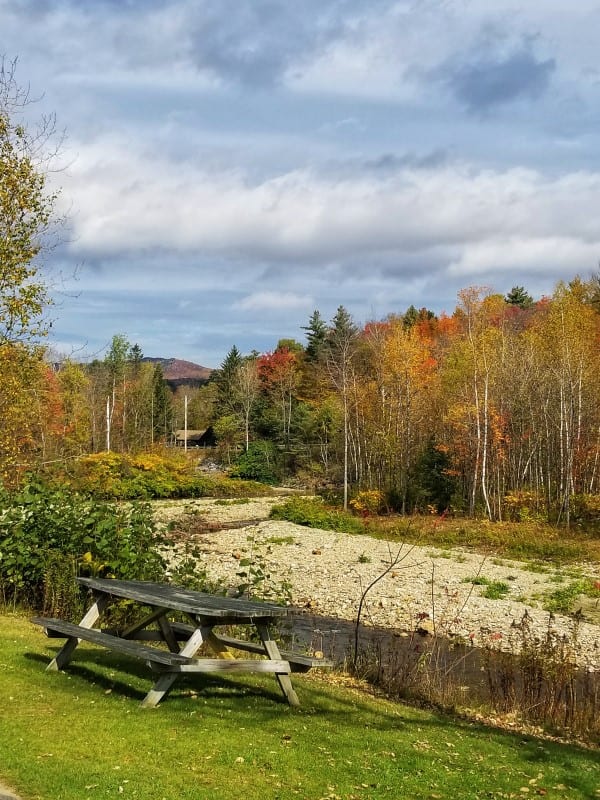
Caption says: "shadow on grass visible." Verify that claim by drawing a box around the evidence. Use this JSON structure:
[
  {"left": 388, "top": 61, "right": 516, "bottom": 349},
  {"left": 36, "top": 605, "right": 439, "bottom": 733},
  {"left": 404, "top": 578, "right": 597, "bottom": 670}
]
[{"left": 25, "top": 646, "right": 293, "bottom": 706}]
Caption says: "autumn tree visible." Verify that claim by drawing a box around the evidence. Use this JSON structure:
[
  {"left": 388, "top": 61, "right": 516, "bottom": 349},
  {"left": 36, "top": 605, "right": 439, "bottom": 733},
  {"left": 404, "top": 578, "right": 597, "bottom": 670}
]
[
  {"left": 258, "top": 347, "right": 299, "bottom": 447},
  {"left": 233, "top": 358, "right": 260, "bottom": 452},
  {"left": 0, "top": 58, "right": 63, "bottom": 344},
  {"left": 0, "top": 60, "right": 65, "bottom": 482}
]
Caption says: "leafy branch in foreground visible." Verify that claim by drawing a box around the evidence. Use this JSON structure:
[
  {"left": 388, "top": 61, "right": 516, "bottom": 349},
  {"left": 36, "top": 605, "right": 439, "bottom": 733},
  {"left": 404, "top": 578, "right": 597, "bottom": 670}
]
[{"left": 0, "top": 56, "right": 65, "bottom": 345}]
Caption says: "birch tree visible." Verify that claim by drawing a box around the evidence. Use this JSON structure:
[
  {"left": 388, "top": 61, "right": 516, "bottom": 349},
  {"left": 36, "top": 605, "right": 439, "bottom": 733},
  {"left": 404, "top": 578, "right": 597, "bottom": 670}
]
[{"left": 325, "top": 306, "right": 359, "bottom": 509}]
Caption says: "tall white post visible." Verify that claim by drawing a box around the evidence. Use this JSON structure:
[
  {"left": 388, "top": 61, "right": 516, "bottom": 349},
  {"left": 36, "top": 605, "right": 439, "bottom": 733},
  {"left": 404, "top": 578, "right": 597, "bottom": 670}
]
[
  {"left": 106, "top": 397, "right": 111, "bottom": 452},
  {"left": 184, "top": 394, "right": 188, "bottom": 453}
]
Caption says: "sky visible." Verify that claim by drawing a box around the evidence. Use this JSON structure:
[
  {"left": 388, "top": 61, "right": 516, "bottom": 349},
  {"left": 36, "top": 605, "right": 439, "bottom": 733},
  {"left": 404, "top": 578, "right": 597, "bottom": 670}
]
[{"left": 3, "top": 0, "right": 600, "bottom": 367}]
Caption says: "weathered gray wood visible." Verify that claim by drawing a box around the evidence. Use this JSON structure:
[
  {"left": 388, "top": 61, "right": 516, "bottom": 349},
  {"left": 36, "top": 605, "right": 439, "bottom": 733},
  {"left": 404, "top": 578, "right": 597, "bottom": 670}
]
[
  {"left": 32, "top": 617, "right": 190, "bottom": 667},
  {"left": 77, "top": 577, "right": 289, "bottom": 620},
  {"left": 141, "top": 626, "right": 205, "bottom": 708},
  {"left": 43, "top": 594, "right": 110, "bottom": 671},
  {"left": 118, "top": 608, "right": 169, "bottom": 639},
  {"left": 35, "top": 579, "right": 307, "bottom": 708},
  {"left": 157, "top": 616, "right": 180, "bottom": 653},
  {"left": 213, "top": 635, "right": 334, "bottom": 672},
  {"left": 256, "top": 622, "right": 300, "bottom": 707},
  {"left": 151, "top": 659, "right": 291, "bottom": 674}
]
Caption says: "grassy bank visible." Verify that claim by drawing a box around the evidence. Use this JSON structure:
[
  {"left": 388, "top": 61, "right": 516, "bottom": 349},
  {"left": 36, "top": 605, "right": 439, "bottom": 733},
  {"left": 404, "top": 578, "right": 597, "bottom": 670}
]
[
  {"left": 1, "top": 614, "right": 599, "bottom": 800},
  {"left": 269, "top": 497, "right": 600, "bottom": 565}
]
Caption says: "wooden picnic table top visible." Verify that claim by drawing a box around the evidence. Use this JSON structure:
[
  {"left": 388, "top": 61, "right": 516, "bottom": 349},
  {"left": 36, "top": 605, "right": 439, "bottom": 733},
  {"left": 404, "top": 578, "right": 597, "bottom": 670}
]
[{"left": 77, "top": 577, "right": 290, "bottom": 620}]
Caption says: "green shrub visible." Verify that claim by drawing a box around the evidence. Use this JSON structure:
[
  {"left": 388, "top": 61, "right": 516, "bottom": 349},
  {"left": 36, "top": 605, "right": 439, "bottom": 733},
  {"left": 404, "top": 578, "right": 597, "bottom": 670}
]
[
  {"left": 0, "top": 482, "right": 166, "bottom": 612},
  {"left": 544, "top": 578, "right": 600, "bottom": 614},
  {"left": 462, "top": 575, "right": 510, "bottom": 600},
  {"left": 269, "top": 496, "right": 366, "bottom": 534},
  {"left": 229, "top": 441, "right": 281, "bottom": 485}
]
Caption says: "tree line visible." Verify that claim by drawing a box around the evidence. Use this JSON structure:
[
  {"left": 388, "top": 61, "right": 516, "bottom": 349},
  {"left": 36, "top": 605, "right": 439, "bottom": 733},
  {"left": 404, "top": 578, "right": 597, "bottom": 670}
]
[{"left": 210, "top": 279, "right": 600, "bottom": 523}]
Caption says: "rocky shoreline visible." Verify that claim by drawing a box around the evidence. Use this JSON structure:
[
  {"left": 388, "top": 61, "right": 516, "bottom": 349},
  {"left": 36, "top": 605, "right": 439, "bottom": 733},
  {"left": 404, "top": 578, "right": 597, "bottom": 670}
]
[{"left": 157, "top": 498, "right": 600, "bottom": 669}]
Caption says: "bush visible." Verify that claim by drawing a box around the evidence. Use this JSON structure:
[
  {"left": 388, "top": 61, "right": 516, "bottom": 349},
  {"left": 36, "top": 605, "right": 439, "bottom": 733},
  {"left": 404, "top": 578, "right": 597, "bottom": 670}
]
[
  {"left": 41, "top": 452, "right": 274, "bottom": 500},
  {"left": 503, "top": 489, "right": 546, "bottom": 522},
  {"left": 269, "top": 496, "right": 367, "bottom": 534},
  {"left": 349, "top": 490, "right": 386, "bottom": 516},
  {"left": 569, "top": 493, "right": 600, "bottom": 526},
  {"left": 229, "top": 441, "right": 281, "bottom": 485},
  {"left": 0, "top": 482, "right": 166, "bottom": 612}
]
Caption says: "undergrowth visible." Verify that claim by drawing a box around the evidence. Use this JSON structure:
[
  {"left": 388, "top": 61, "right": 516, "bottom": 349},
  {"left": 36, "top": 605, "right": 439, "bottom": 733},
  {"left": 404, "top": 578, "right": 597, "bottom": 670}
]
[
  {"left": 38, "top": 452, "right": 274, "bottom": 500},
  {"left": 269, "top": 496, "right": 367, "bottom": 534}
]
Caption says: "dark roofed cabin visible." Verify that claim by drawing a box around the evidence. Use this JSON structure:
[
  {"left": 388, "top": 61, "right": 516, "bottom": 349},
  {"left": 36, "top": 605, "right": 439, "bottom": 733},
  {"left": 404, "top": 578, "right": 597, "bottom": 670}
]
[{"left": 173, "top": 426, "right": 216, "bottom": 447}]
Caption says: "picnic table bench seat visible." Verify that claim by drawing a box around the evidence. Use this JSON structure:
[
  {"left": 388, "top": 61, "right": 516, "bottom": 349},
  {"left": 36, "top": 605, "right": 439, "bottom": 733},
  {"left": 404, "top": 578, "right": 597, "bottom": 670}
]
[
  {"left": 139, "top": 621, "right": 334, "bottom": 673},
  {"left": 31, "top": 616, "right": 292, "bottom": 675},
  {"left": 31, "top": 616, "right": 190, "bottom": 667}
]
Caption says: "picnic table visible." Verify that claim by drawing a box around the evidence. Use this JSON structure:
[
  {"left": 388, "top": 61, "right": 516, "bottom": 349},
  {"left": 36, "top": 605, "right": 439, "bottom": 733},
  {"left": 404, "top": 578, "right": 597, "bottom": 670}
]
[{"left": 32, "top": 577, "right": 331, "bottom": 708}]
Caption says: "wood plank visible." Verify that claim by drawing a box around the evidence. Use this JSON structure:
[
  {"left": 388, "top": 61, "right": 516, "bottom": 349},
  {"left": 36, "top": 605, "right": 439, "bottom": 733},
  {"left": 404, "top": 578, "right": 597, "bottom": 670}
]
[
  {"left": 77, "top": 578, "right": 289, "bottom": 620},
  {"left": 44, "top": 595, "right": 109, "bottom": 671},
  {"left": 140, "top": 626, "right": 205, "bottom": 708},
  {"left": 212, "top": 635, "right": 334, "bottom": 671},
  {"left": 31, "top": 617, "right": 190, "bottom": 667},
  {"left": 256, "top": 622, "right": 300, "bottom": 707},
  {"left": 153, "top": 659, "right": 291, "bottom": 674}
]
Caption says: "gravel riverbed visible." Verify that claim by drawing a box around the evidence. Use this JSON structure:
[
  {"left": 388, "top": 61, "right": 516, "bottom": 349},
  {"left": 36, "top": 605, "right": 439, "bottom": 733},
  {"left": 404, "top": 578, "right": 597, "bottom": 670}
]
[{"left": 156, "top": 498, "right": 600, "bottom": 669}]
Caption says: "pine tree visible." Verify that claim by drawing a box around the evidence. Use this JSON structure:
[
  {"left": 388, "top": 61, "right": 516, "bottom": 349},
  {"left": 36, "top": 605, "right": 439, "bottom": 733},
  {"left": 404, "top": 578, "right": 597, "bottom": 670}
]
[
  {"left": 302, "top": 310, "right": 328, "bottom": 362},
  {"left": 505, "top": 286, "right": 534, "bottom": 309}
]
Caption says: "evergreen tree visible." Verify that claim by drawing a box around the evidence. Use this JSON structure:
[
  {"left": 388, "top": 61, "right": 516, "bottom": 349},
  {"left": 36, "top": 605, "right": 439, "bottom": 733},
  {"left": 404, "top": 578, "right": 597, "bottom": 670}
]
[
  {"left": 302, "top": 310, "right": 328, "bottom": 362},
  {"left": 151, "top": 364, "right": 172, "bottom": 443},
  {"left": 505, "top": 285, "right": 534, "bottom": 309},
  {"left": 215, "top": 345, "right": 243, "bottom": 410}
]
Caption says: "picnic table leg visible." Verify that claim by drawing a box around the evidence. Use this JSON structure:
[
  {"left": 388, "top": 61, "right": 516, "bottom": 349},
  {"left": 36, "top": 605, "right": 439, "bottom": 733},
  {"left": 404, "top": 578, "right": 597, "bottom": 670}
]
[
  {"left": 141, "top": 627, "right": 205, "bottom": 708},
  {"left": 47, "top": 594, "right": 110, "bottom": 672},
  {"left": 255, "top": 622, "right": 300, "bottom": 707},
  {"left": 201, "top": 627, "right": 235, "bottom": 659}
]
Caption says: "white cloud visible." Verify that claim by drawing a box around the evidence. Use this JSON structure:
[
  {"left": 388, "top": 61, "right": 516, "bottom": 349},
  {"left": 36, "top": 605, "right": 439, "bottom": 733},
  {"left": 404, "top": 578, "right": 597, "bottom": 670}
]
[
  {"left": 60, "top": 137, "right": 600, "bottom": 281},
  {"left": 448, "top": 236, "right": 600, "bottom": 278},
  {"left": 233, "top": 291, "right": 313, "bottom": 312}
]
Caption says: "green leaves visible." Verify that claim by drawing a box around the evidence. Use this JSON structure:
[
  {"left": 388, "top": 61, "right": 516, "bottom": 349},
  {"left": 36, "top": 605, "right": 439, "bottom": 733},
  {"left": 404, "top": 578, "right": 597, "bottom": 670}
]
[{"left": 0, "top": 482, "right": 165, "bottom": 610}]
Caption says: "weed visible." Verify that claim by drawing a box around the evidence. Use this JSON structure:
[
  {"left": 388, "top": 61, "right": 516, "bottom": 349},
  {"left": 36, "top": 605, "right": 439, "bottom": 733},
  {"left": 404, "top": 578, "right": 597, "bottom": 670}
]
[
  {"left": 234, "top": 538, "right": 292, "bottom": 605},
  {"left": 543, "top": 578, "right": 600, "bottom": 614},
  {"left": 427, "top": 549, "right": 452, "bottom": 559},
  {"left": 357, "top": 553, "right": 371, "bottom": 564},
  {"left": 481, "top": 581, "right": 510, "bottom": 600},
  {"left": 523, "top": 562, "right": 551, "bottom": 574},
  {"left": 269, "top": 496, "right": 366, "bottom": 535},
  {"left": 462, "top": 576, "right": 510, "bottom": 600},
  {"left": 483, "top": 611, "right": 600, "bottom": 740},
  {"left": 265, "top": 535, "right": 295, "bottom": 545}
]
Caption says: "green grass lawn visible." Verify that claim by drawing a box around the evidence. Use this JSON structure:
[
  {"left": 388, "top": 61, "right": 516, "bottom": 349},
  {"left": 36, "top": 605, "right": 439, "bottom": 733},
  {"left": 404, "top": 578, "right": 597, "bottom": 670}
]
[{"left": 1, "top": 613, "right": 599, "bottom": 800}]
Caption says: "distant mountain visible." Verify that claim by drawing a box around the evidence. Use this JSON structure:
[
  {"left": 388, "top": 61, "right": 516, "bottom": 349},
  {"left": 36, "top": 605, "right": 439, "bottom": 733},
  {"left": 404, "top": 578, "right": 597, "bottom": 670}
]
[{"left": 143, "top": 357, "right": 213, "bottom": 388}]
